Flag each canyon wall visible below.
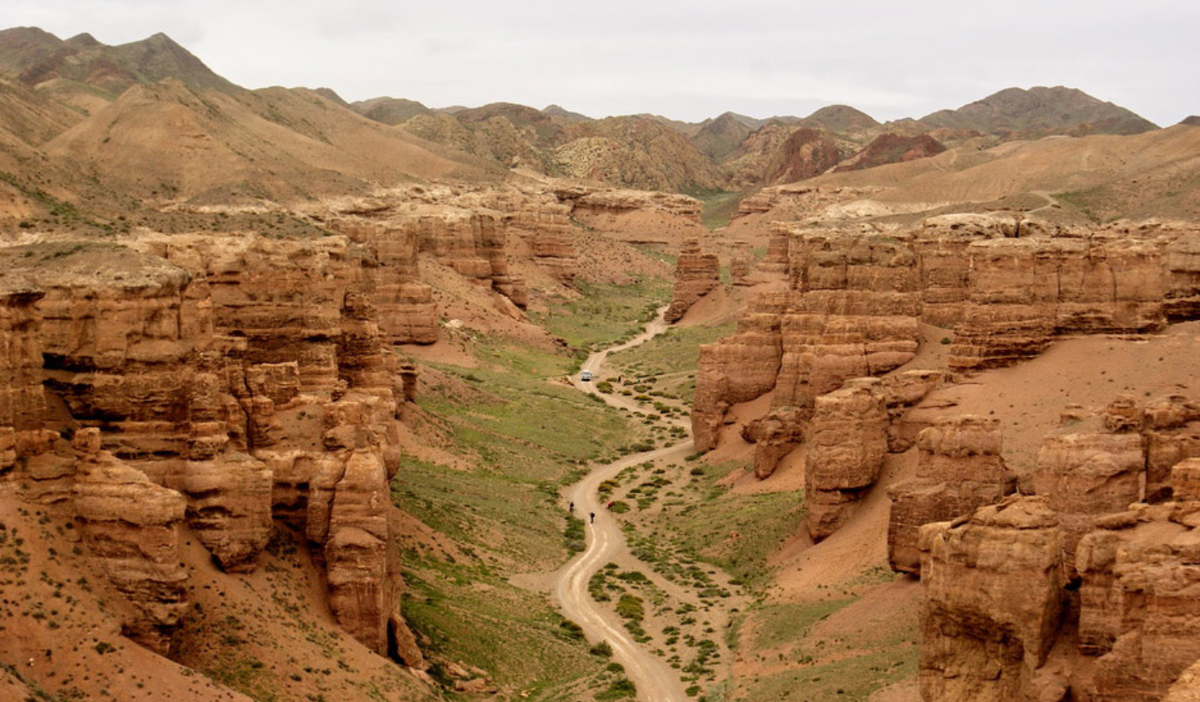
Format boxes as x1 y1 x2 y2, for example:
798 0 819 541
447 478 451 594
665 238 719 322
0 233 422 663
914 396 1200 701
694 216 1200 473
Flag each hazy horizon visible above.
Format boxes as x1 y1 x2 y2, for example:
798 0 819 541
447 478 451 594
5 1 1197 127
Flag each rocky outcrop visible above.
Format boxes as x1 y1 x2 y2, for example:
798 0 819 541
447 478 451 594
0 285 47 469
773 232 921 413
1033 429 1145 575
805 378 889 541
664 239 720 323
833 133 946 173
914 399 1200 701
559 186 703 220
950 236 1165 370
919 496 1065 702
692 291 787 451
911 214 1012 327
729 242 753 285
1164 229 1200 320
888 415 1015 574
1075 463 1200 701
1143 394 1200 501
757 226 791 274
0 232 421 662
322 217 439 344
744 406 807 480
72 429 189 655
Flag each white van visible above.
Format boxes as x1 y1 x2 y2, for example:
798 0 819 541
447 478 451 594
580 370 593 382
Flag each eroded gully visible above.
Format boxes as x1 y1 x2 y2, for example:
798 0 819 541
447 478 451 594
552 307 692 702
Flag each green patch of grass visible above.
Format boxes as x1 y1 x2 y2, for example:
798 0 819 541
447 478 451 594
402 558 606 697
608 323 734 401
537 278 671 352
738 646 917 702
752 600 854 650
698 191 746 230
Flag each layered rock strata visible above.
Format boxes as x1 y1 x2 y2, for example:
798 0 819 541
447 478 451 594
72 428 189 655
888 415 1015 574
949 236 1166 370
0 285 48 469
805 378 889 541
694 216 1200 472
918 496 1065 702
664 239 720 322
0 233 422 662
729 242 753 285
915 398 1200 701
692 291 787 451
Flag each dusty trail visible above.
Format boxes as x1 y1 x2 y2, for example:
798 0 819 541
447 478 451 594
553 307 691 702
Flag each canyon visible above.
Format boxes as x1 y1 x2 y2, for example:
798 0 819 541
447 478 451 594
2 23 1200 702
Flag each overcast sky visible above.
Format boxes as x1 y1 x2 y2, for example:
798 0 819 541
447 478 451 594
6 0 1197 126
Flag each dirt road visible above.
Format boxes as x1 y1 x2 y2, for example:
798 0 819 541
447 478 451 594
553 307 691 702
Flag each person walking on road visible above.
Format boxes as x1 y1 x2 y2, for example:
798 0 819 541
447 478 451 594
569 501 574 513
589 511 595 524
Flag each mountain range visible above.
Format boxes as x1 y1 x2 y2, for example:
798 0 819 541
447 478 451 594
0 26 1189 222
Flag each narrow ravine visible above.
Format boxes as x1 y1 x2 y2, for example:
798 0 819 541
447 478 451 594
552 307 692 702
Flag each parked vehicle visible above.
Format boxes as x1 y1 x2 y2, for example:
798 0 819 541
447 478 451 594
580 370 593 382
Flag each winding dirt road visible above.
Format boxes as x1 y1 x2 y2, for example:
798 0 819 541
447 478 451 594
553 308 691 702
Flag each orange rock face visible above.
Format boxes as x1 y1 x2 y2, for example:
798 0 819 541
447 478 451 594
664 239 720 323
919 497 1065 702
887 415 1015 574
0 287 47 467
805 378 889 541
72 430 189 655
0 231 423 661
692 291 786 451
915 396 1200 701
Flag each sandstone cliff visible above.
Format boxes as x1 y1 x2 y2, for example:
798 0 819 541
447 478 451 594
664 239 720 323
0 232 422 662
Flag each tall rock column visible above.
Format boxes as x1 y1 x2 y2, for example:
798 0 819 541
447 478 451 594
72 429 189 655
805 378 889 541
918 496 1065 702
887 415 1015 574
0 286 48 469
665 238 720 322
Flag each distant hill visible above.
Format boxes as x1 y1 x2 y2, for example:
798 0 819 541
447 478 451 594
1182 116 1200 127
312 87 349 108
833 133 945 173
763 127 844 183
555 116 725 192
691 112 757 161
920 86 1157 138
0 28 240 99
797 104 879 134
350 96 431 125
43 79 493 202
542 104 592 122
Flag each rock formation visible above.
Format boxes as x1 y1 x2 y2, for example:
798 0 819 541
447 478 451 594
805 378 889 541
729 242 753 285
888 415 1015 574
0 231 423 661
949 235 1166 370
72 428 189 654
914 398 1200 701
664 239 720 322
695 215 1200 484
0 285 48 470
919 496 1065 702
692 291 787 451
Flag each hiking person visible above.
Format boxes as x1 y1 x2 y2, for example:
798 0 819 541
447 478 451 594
589 511 595 524
569 501 574 513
